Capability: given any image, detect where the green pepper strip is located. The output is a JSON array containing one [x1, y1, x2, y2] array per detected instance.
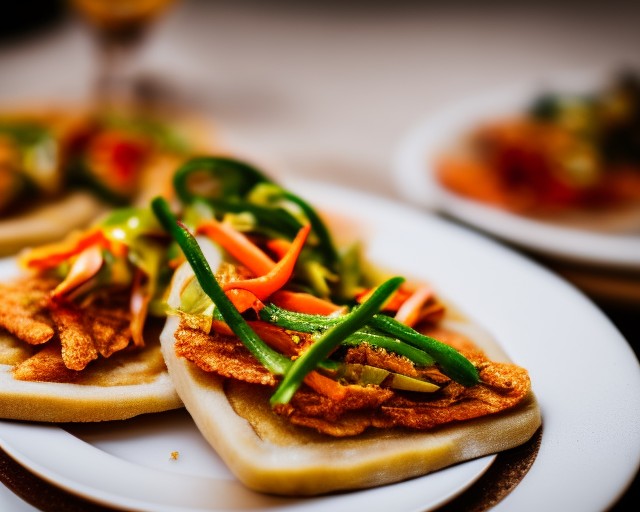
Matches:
[[173, 156, 271, 203], [151, 197, 291, 375], [270, 276, 404, 406], [368, 315, 479, 386]]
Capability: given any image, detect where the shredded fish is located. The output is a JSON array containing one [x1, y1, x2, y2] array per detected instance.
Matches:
[[0, 276, 135, 380], [173, 317, 531, 437]]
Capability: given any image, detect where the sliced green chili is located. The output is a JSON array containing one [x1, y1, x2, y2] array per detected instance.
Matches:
[[270, 276, 404, 406], [173, 156, 271, 203], [151, 196, 291, 375], [173, 157, 338, 267], [369, 315, 479, 386]]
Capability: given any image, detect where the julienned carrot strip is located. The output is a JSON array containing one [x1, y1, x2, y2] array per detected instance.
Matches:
[[210, 318, 348, 401], [355, 283, 415, 312], [211, 320, 300, 354], [302, 371, 348, 401], [20, 229, 107, 270], [394, 286, 433, 328], [210, 320, 235, 336], [52, 245, 104, 298], [244, 321, 347, 401], [21, 228, 128, 271], [168, 254, 186, 269], [129, 269, 150, 347], [223, 224, 311, 300], [226, 288, 263, 314], [271, 290, 343, 315], [196, 219, 276, 276], [265, 238, 291, 260], [251, 321, 301, 355]]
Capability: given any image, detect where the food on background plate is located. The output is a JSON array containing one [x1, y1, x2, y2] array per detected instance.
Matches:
[[153, 156, 541, 495], [0, 104, 214, 256], [0, 205, 182, 422], [436, 71, 640, 219]]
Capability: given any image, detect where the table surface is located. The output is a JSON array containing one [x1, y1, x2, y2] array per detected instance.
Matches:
[[0, 0, 638, 509]]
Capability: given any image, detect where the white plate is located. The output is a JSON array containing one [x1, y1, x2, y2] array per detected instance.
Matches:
[[393, 68, 640, 271], [1, 179, 639, 512]]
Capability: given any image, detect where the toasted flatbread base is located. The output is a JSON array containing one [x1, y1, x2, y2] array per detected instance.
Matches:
[[0, 331, 182, 423], [160, 313, 541, 496], [0, 364, 180, 423], [0, 192, 108, 257]]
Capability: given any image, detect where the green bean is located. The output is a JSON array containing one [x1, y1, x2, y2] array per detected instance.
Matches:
[[151, 196, 291, 375], [270, 276, 404, 406], [369, 315, 479, 386], [258, 303, 340, 332], [260, 303, 436, 367], [260, 303, 477, 385], [341, 331, 435, 366]]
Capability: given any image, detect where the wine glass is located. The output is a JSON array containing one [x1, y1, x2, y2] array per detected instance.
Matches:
[[70, 0, 177, 106]]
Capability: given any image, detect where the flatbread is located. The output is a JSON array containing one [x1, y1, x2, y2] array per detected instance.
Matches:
[[0, 321, 181, 422], [160, 272, 541, 496], [0, 272, 182, 423]]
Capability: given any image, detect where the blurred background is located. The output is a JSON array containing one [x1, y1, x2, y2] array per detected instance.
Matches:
[[1, 0, 639, 191], [0, 0, 638, 509], [3, 1, 637, 330]]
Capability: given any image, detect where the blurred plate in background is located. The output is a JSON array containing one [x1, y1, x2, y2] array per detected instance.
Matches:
[[392, 68, 640, 277]]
